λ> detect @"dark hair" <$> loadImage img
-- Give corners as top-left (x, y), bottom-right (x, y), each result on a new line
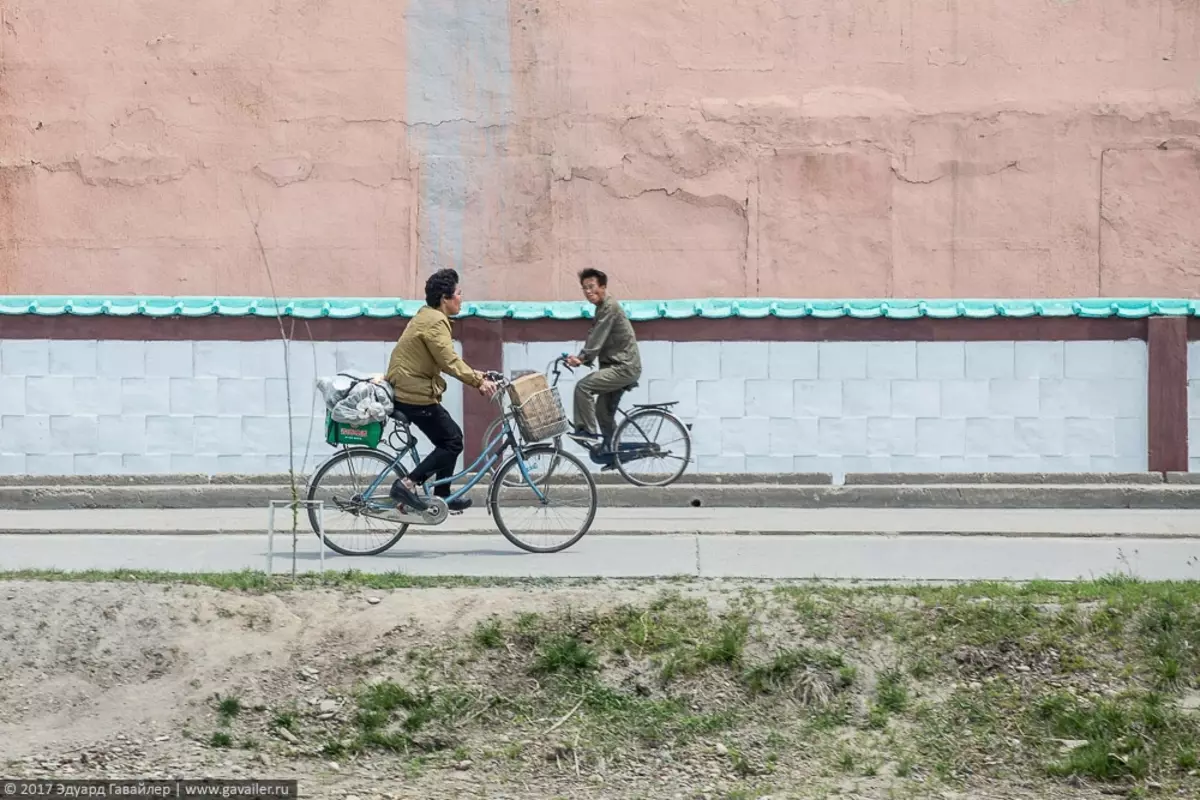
top-left (578, 268), bottom-right (607, 287)
top-left (425, 268), bottom-right (460, 308)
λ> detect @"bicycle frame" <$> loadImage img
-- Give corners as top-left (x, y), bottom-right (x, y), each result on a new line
top-left (349, 401), bottom-right (549, 511)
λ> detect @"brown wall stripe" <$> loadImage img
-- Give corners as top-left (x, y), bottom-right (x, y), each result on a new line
top-left (0, 313), bottom-right (1154, 342)
top-left (500, 316), bottom-right (1149, 343)
top-left (458, 319), bottom-right (505, 464)
top-left (1147, 316), bottom-right (1190, 473)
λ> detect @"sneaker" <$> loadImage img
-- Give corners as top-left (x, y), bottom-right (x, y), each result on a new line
top-left (389, 479), bottom-right (428, 511)
top-left (447, 497), bottom-right (473, 513)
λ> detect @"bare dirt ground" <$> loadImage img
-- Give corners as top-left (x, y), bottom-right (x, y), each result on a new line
top-left (1, 577), bottom-right (1197, 800)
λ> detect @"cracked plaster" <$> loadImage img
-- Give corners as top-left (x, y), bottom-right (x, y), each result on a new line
top-left (0, 0), bottom-right (1198, 299)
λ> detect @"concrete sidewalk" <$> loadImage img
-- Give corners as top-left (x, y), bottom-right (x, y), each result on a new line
top-left (1, 531), bottom-right (1198, 581)
top-left (3, 507), bottom-right (1200, 537)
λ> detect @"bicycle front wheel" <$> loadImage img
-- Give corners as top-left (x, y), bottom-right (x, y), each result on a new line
top-left (306, 447), bottom-right (410, 556)
top-left (613, 408), bottom-right (692, 487)
top-left (488, 444), bottom-right (597, 553)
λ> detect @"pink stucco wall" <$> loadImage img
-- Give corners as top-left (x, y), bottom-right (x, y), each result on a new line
top-left (1, 0), bottom-right (1198, 300)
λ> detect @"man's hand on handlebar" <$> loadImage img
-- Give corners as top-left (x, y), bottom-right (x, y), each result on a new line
top-left (478, 370), bottom-right (503, 399)
top-left (565, 354), bottom-right (582, 368)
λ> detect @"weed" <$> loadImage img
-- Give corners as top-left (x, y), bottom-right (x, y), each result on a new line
top-left (875, 669), bottom-right (909, 714)
top-left (1034, 690), bottom-right (1199, 781)
top-left (533, 634), bottom-right (598, 675)
top-left (272, 711), bottom-right (297, 732)
top-left (472, 619), bottom-right (505, 650)
top-left (216, 695), bottom-right (242, 720)
top-left (743, 647), bottom-right (844, 699)
top-left (697, 614), bottom-right (749, 667)
top-left (209, 732), bottom-right (232, 748)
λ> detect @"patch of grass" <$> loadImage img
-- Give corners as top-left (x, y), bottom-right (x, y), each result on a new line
top-left (533, 634), bottom-right (598, 675)
top-left (472, 619), bottom-right (505, 650)
top-left (658, 612), bottom-right (750, 682)
top-left (576, 682), bottom-right (736, 748)
top-left (215, 695), bottom-right (242, 720)
top-left (908, 654), bottom-right (935, 680)
top-left (349, 683), bottom-right (452, 754)
top-left (697, 614), bottom-right (749, 667)
top-left (1137, 589), bottom-right (1200, 688)
top-left (867, 671), bottom-right (909, 731)
top-left (742, 647), bottom-right (845, 699)
top-left (271, 710), bottom-right (298, 732)
top-left (787, 592), bottom-right (836, 640)
top-left (1033, 690), bottom-right (1200, 781)
top-left (209, 732), bottom-right (232, 748)
top-left (0, 568), bottom-right (611, 593)
top-left (837, 665), bottom-right (858, 687)
top-left (874, 669), bottom-right (909, 714)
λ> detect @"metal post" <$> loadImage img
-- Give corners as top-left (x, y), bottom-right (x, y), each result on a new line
top-left (266, 499), bottom-right (325, 577)
top-left (267, 503), bottom-right (276, 574)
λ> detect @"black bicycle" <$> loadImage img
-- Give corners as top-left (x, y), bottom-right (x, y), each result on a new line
top-left (481, 355), bottom-right (693, 487)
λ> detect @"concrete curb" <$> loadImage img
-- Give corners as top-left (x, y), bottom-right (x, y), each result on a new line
top-left (0, 472), bottom-right (834, 487)
top-left (843, 472), bottom-right (1172, 485)
top-left (1, 471), bottom-right (1191, 487)
top-left (4, 483), bottom-right (1200, 510)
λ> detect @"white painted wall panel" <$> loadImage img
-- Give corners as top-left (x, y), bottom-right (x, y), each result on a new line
top-left (506, 339), bottom-right (1149, 477)
top-left (1, 339), bottom-right (463, 477)
top-left (0, 337), bottom-right (1149, 476)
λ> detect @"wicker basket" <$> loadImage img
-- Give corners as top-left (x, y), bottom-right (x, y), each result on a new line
top-left (512, 386), bottom-right (571, 442)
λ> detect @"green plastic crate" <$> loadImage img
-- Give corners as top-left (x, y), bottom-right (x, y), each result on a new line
top-left (325, 413), bottom-right (384, 448)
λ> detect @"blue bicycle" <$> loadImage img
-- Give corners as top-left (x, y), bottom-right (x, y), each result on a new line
top-left (305, 370), bottom-right (598, 556)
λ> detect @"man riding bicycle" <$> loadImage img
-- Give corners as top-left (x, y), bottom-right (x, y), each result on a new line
top-left (566, 268), bottom-right (642, 451)
top-left (385, 268), bottom-right (497, 512)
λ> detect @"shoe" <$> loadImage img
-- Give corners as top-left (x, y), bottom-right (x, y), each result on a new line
top-left (447, 497), bottom-right (473, 513)
top-left (389, 479), bottom-right (428, 511)
top-left (568, 428), bottom-right (603, 445)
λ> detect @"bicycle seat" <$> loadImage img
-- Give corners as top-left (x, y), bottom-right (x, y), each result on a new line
top-left (390, 408), bottom-right (410, 425)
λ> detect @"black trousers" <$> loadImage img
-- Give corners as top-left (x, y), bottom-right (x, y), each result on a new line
top-left (394, 401), bottom-right (463, 498)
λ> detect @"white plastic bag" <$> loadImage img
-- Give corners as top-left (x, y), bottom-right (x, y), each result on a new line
top-left (317, 373), bottom-right (394, 425)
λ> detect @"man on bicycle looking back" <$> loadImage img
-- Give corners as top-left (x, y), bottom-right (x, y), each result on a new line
top-left (566, 268), bottom-right (642, 451)
top-left (385, 268), bottom-right (497, 512)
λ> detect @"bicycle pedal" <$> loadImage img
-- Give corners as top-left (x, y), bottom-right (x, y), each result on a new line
top-left (449, 509), bottom-right (464, 516)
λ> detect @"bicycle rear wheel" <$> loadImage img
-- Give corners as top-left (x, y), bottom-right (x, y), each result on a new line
top-left (488, 444), bottom-right (597, 553)
top-left (612, 408), bottom-right (692, 487)
top-left (306, 447), bottom-right (409, 556)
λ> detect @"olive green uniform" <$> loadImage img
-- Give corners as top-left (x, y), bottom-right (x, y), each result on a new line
top-left (574, 295), bottom-right (642, 440)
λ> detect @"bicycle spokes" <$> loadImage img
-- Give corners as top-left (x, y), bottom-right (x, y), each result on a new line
top-left (490, 447), bottom-right (596, 552)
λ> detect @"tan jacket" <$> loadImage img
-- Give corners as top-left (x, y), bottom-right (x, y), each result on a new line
top-left (386, 306), bottom-right (482, 405)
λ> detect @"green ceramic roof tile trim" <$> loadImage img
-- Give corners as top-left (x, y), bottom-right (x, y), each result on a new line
top-left (0, 296), bottom-right (1198, 320)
